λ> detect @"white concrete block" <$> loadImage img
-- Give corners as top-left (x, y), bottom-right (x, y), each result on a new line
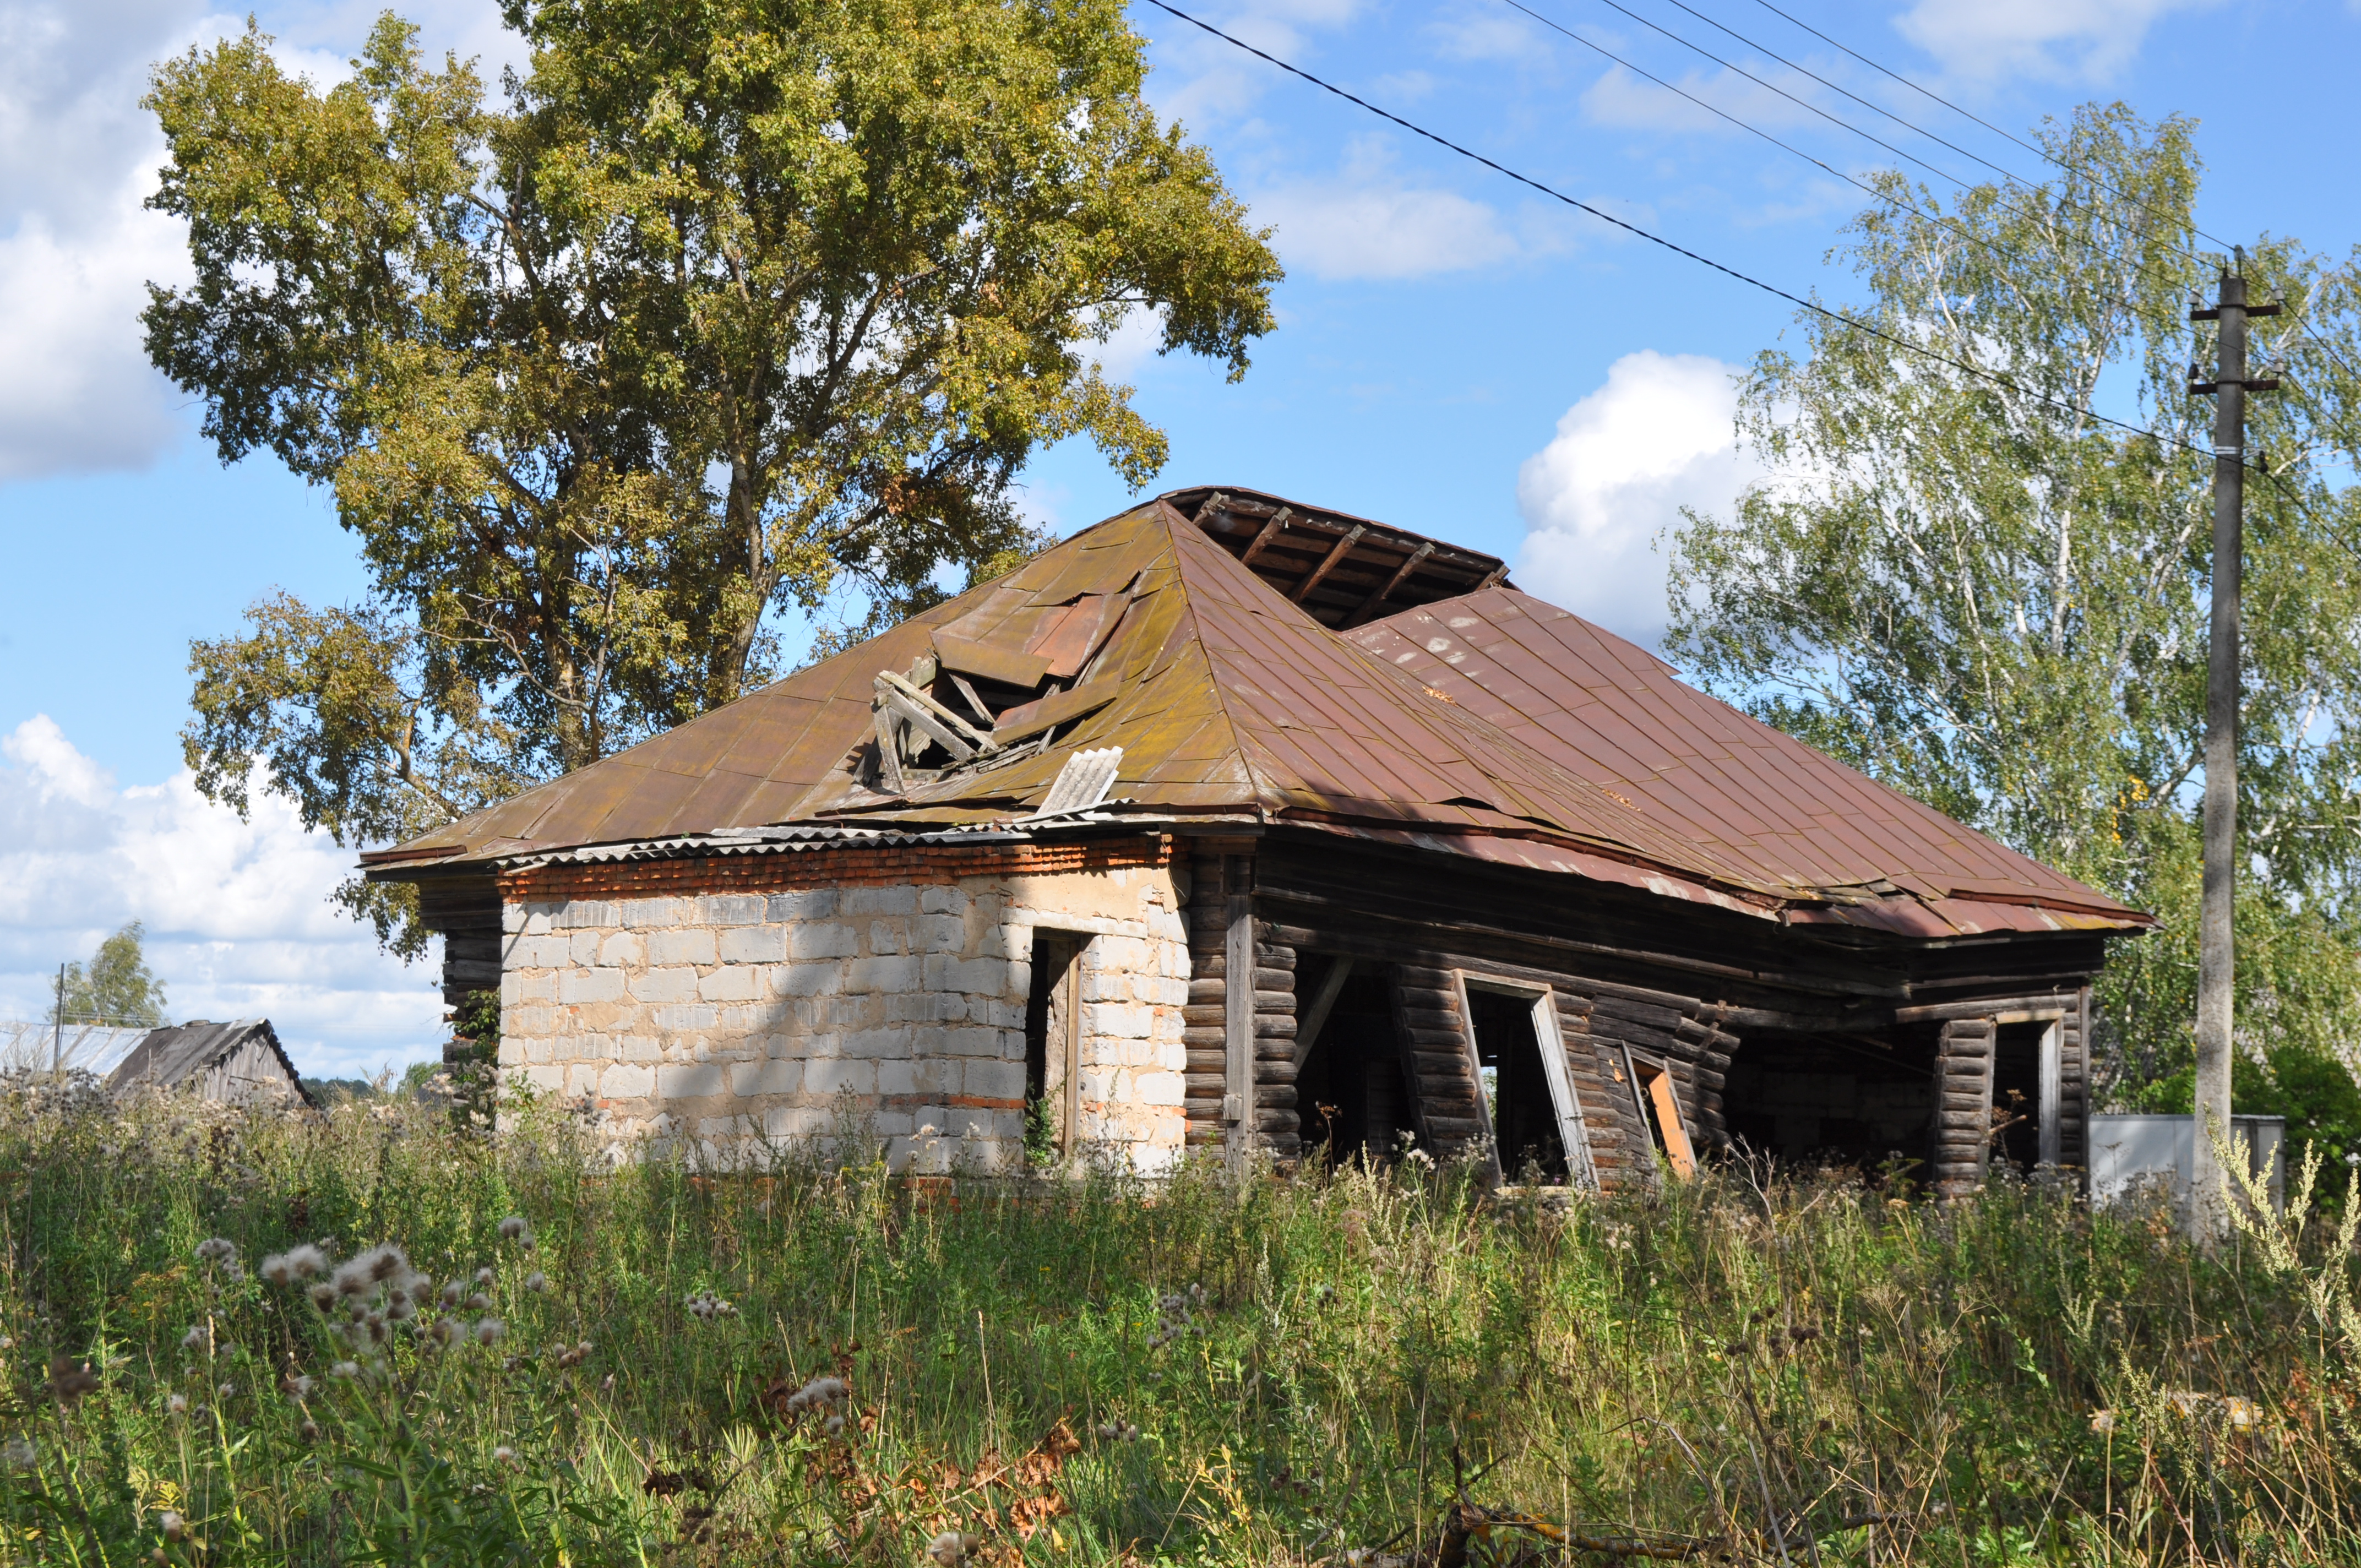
top-left (599, 931), bottom-right (644, 967)
top-left (699, 967), bottom-right (760, 1002)
top-left (631, 967), bottom-right (699, 1004)
top-left (649, 928), bottom-right (716, 966)
top-left (806, 1058), bottom-right (877, 1097)
top-left (657, 1062), bottom-right (727, 1099)
top-left (792, 923), bottom-right (860, 960)
top-left (707, 894), bottom-right (765, 926)
top-left (920, 884), bottom-right (969, 916)
top-left (847, 956), bottom-right (920, 993)
top-left (719, 925), bottom-right (788, 963)
top-left (600, 1063), bottom-right (656, 1098)
top-left (730, 1058), bottom-right (801, 1096)
top-left (559, 968), bottom-right (628, 1004)
top-left (768, 890), bottom-right (837, 921)
top-left (845, 885), bottom-right (918, 916)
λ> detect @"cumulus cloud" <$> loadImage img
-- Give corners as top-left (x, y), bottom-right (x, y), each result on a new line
top-left (1250, 137), bottom-right (1574, 281)
top-left (1514, 351), bottom-right (1762, 649)
top-left (1895, 0), bottom-right (2217, 82)
top-left (0, 715), bottom-right (444, 1079)
top-left (1580, 61), bottom-right (1831, 135)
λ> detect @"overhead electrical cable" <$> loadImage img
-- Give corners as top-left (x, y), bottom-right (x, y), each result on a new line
top-left (1135, 0), bottom-right (2228, 465)
top-left (1494, 0), bottom-right (2151, 331)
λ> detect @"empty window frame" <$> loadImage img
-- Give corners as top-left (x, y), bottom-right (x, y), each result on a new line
top-left (1022, 932), bottom-right (1089, 1159)
top-left (1623, 1047), bottom-right (1698, 1181)
top-left (1454, 973), bottom-right (1597, 1189)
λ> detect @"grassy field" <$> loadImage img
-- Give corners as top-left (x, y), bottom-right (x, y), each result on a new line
top-left (1, 1082), bottom-right (2357, 1566)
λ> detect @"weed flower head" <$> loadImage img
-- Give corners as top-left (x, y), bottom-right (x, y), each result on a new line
top-left (217, 1381), bottom-right (235, 1398)
top-left (260, 1244), bottom-right (327, 1285)
top-left (781, 1375), bottom-right (847, 1413)
top-left (160, 1510), bottom-right (186, 1542)
top-left (329, 1361), bottom-right (360, 1380)
top-left (524, 1271), bottom-right (548, 1293)
top-left (685, 1289), bottom-right (736, 1321)
top-left (823, 1413), bottom-right (845, 1436)
top-left (1095, 1419), bottom-right (1141, 1441)
top-left (181, 1325), bottom-right (209, 1351)
top-left (431, 1319), bottom-right (459, 1347)
top-left (474, 1317), bottom-right (506, 1346)
top-left (48, 1357), bottom-right (97, 1404)
top-left (333, 1245), bottom-right (411, 1298)
top-left (308, 1283), bottom-right (338, 1312)
top-left (441, 1282), bottom-right (464, 1308)
top-left (498, 1215), bottom-right (531, 1244)
top-left (167, 1393), bottom-right (187, 1415)
top-left (476, 1267), bottom-right (496, 1287)
top-left (300, 1417), bottom-right (320, 1442)
top-left (282, 1374), bottom-right (314, 1400)
top-left (927, 1531), bottom-right (978, 1566)
top-left (494, 1445), bottom-right (516, 1464)
top-left (2, 1435), bottom-right (31, 1471)
top-left (467, 1291), bottom-right (492, 1311)
top-left (2225, 1396), bottom-right (2260, 1428)
top-left (194, 1238), bottom-right (237, 1266)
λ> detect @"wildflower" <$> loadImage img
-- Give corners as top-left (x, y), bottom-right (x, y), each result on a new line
top-left (524, 1271), bottom-right (548, 1293)
top-left (217, 1381), bottom-right (235, 1399)
top-left (2090, 1409), bottom-right (2117, 1434)
top-left (260, 1244), bottom-right (327, 1286)
top-left (308, 1283), bottom-right (338, 1312)
top-left (160, 1510), bottom-right (187, 1542)
top-left (474, 1318), bottom-right (506, 1346)
top-left (476, 1267), bottom-right (496, 1287)
top-left (431, 1319), bottom-right (459, 1347)
top-left (928, 1530), bottom-right (981, 1566)
top-left (2224, 1396), bottom-right (2260, 1429)
top-left (181, 1325), bottom-right (209, 1351)
top-left (329, 1361), bottom-right (361, 1380)
top-left (300, 1418), bottom-right (321, 1442)
top-left (494, 1445), bottom-right (516, 1464)
top-left (498, 1216), bottom-right (531, 1243)
top-left (167, 1394), bottom-right (187, 1415)
top-left (684, 1289), bottom-right (736, 1321)
top-left (440, 1282), bottom-right (464, 1308)
top-left (194, 1238), bottom-right (237, 1265)
top-left (1095, 1419), bottom-right (1140, 1441)
top-left (782, 1375), bottom-right (848, 1413)
top-left (282, 1374), bottom-right (314, 1400)
top-left (2166, 1390), bottom-right (2207, 1419)
top-left (47, 1357), bottom-right (97, 1404)
top-left (466, 1291), bottom-right (492, 1311)
top-left (2, 1435), bottom-right (32, 1471)
top-left (823, 1414), bottom-right (845, 1437)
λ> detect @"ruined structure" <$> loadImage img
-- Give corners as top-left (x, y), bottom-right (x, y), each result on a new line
top-left (364, 489), bottom-right (2150, 1194)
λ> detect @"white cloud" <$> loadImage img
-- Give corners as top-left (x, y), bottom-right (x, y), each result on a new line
top-left (1514, 350), bottom-right (1762, 649)
top-left (0, 715), bottom-right (444, 1079)
top-left (1250, 137), bottom-right (1573, 281)
top-left (1580, 61), bottom-right (1829, 135)
top-left (1895, 0), bottom-right (2217, 82)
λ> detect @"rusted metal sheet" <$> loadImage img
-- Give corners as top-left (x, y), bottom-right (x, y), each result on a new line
top-left (1346, 589), bottom-right (2147, 934)
top-left (361, 488), bottom-right (2145, 943)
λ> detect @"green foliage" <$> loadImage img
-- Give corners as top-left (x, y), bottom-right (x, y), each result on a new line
top-left (1668, 102), bottom-right (2361, 1110)
top-left (148, 0), bottom-right (1280, 949)
top-left (3, 1093), bottom-right (2360, 1564)
top-left (49, 921), bottom-right (167, 1028)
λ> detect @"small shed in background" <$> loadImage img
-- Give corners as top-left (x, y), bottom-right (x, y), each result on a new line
top-left (106, 1019), bottom-right (314, 1108)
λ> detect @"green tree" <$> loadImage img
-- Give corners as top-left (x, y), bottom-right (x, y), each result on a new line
top-left (52, 922), bottom-right (169, 1028)
top-left (149, 0), bottom-right (1279, 950)
top-left (1667, 103), bottom-right (2361, 1124)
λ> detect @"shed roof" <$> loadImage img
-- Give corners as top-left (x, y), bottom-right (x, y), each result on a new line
top-left (106, 1019), bottom-right (313, 1104)
top-left (365, 490), bottom-right (2146, 938)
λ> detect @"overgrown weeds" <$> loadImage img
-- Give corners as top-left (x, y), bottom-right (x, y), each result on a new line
top-left (0, 1080), bottom-right (2355, 1564)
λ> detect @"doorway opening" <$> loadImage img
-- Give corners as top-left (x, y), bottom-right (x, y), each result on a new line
top-left (1292, 963), bottom-right (1416, 1166)
top-left (1023, 932), bottom-right (1085, 1161)
top-left (1992, 1021), bottom-right (2049, 1173)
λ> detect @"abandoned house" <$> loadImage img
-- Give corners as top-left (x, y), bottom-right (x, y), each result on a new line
top-left (362, 488), bottom-right (2152, 1196)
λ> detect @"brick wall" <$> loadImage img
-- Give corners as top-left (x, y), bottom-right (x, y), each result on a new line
top-left (495, 837), bottom-right (1192, 1172)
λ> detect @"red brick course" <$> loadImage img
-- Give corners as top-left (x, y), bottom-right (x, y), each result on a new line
top-left (498, 834), bottom-right (1178, 906)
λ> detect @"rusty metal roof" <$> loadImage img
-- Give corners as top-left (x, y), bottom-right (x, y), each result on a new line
top-left (366, 490), bottom-right (2146, 938)
top-left (1346, 589), bottom-right (2148, 935)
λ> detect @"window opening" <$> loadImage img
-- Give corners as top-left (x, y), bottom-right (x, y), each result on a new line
top-left (1625, 1049), bottom-right (1697, 1181)
top-left (1454, 982), bottom-right (1586, 1190)
top-left (1022, 933), bottom-right (1085, 1162)
top-left (1292, 962), bottom-right (1415, 1166)
top-left (1991, 1020), bottom-right (2054, 1173)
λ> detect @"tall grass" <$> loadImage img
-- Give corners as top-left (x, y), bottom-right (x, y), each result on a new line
top-left (1, 1079), bottom-right (2356, 1565)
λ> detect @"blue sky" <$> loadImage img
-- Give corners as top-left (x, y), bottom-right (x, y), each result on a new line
top-left (1, 0), bottom-right (2355, 1074)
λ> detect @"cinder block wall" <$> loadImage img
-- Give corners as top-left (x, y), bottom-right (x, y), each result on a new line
top-left (495, 843), bottom-right (1190, 1172)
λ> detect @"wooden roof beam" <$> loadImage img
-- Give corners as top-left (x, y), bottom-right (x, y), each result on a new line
top-left (1290, 524), bottom-right (1366, 603)
top-left (1343, 541), bottom-right (1434, 627)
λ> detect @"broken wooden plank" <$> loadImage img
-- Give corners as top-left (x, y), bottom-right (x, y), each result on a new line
top-left (875, 668), bottom-right (993, 751)
top-left (875, 680), bottom-right (981, 763)
top-left (1238, 508), bottom-right (1291, 567)
top-left (872, 709), bottom-right (907, 794)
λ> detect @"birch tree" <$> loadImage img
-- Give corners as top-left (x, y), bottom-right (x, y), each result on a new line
top-left (1669, 103), bottom-right (2361, 1117)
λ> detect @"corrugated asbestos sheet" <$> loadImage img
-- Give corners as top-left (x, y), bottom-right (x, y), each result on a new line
top-left (1346, 589), bottom-right (2145, 937)
top-left (363, 489), bottom-right (2148, 937)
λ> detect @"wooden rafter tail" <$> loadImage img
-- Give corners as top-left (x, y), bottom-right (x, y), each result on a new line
top-left (1291, 524), bottom-right (1367, 603)
top-left (875, 669), bottom-right (995, 753)
top-left (1345, 541), bottom-right (1434, 625)
top-left (1238, 507), bottom-right (1292, 567)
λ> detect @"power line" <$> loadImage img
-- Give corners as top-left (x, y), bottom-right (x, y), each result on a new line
top-left (1496, 0), bottom-right (2155, 335)
top-left (1137, 0), bottom-right (2223, 462)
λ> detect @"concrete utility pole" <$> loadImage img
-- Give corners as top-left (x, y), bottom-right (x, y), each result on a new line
top-left (2188, 250), bottom-right (2279, 1241)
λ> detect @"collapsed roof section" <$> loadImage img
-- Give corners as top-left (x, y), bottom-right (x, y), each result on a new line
top-left (363, 488), bottom-right (2148, 938)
